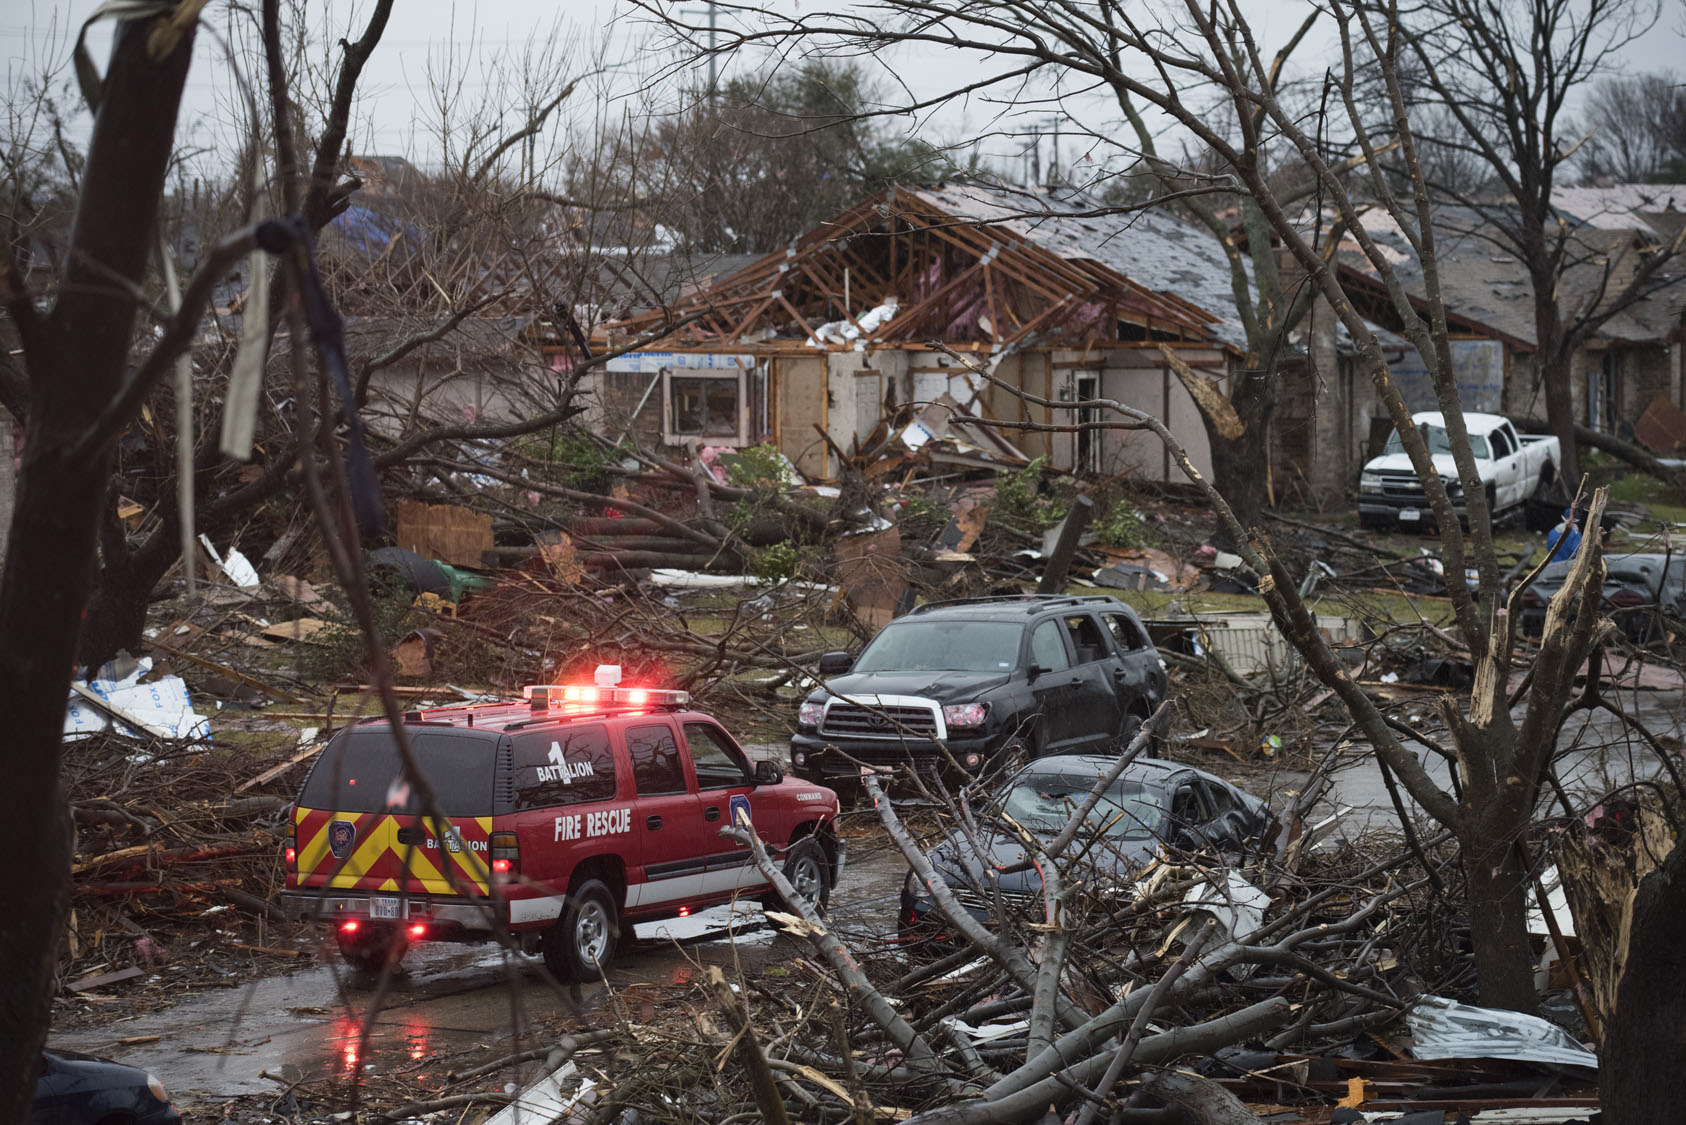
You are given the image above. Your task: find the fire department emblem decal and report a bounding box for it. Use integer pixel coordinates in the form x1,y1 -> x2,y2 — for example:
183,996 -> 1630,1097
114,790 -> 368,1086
328,820 -> 357,859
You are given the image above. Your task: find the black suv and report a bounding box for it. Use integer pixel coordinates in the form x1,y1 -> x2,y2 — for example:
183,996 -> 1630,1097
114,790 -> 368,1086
790,595 -> 1167,783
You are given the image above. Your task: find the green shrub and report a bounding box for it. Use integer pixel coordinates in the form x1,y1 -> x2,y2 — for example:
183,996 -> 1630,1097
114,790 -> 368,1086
1092,501 -> 1147,548
750,540 -> 801,584
993,456 -> 1066,532
722,442 -> 795,489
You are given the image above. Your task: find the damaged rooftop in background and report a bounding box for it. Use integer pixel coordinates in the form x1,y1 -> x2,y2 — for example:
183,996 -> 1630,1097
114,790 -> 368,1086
589,183 -> 1244,482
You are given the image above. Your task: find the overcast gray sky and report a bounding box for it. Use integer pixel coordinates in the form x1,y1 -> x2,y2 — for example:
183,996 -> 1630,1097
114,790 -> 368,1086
9,0 -> 1686,183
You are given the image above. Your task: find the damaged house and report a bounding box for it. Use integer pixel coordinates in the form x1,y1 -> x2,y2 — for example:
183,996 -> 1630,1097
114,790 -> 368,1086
1282,186 -> 1686,502
590,183 -> 1253,482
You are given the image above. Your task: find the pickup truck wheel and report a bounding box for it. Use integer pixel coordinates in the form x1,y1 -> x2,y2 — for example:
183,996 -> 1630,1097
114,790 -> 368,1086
337,923 -> 405,973
544,879 -> 619,981
777,837 -> 832,914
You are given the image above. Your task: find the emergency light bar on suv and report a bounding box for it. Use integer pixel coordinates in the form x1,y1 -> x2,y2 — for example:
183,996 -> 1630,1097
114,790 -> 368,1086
523,665 -> 691,711
523,684 -> 691,710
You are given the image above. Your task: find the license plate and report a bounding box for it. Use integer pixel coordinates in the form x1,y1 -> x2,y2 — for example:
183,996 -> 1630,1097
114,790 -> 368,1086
370,896 -> 401,920
1398,508 -> 1420,522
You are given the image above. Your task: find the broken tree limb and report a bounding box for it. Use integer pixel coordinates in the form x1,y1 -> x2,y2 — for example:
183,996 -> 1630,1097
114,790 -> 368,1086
1161,344 -> 1245,439
860,771 -> 1087,1035
444,1030 -> 616,1084
902,998 -> 1293,1125
719,822 -> 945,1075
1138,1070 -> 1265,1125
709,965 -> 793,1125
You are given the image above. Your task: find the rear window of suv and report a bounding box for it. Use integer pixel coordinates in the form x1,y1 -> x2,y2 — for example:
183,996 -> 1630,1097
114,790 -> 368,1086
300,728 -> 498,817
852,619 -> 1023,673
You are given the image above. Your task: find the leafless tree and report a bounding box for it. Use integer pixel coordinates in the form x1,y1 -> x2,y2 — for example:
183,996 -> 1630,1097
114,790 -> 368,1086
591,57 -> 952,254
642,0 -> 1661,1031
0,10 -> 681,669
1383,0 -> 1674,486
1577,71 -> 1686,182
0,5 -> 683,1113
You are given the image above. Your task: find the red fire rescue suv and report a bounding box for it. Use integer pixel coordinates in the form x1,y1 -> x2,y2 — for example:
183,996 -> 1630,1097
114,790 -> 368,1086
280,668 -> 842,979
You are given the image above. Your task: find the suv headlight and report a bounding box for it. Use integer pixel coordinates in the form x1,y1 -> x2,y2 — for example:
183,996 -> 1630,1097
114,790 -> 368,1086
798,701 -> 825,727
943,702 -> 989,729
1359,472 -> 1383,494
146,1073 -> 169,1105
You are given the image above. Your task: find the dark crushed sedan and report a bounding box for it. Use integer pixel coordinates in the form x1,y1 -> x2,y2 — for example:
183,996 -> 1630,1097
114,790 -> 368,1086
1520,551 -> 1686,641
33,1051 -> 180,1124
899,755 -> 1275,933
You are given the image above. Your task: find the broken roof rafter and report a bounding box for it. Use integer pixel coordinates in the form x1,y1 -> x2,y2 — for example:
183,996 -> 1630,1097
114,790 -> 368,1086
603,186 -> 1224,351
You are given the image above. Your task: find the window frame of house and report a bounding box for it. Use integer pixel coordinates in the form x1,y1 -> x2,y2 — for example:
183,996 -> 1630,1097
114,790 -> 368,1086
1590,351 -> 1623,434
662,365 -> 750,446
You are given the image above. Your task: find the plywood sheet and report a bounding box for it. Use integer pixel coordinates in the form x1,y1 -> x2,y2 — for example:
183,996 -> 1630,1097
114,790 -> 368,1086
395,500 -> 494,568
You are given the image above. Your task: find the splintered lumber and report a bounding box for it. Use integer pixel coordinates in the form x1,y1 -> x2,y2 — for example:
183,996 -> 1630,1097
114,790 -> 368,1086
68,967 -> 144,992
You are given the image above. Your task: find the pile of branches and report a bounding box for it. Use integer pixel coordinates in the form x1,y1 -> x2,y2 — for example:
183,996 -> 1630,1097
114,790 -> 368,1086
58,734 -> 300,1007
520,738 -> 1473,1124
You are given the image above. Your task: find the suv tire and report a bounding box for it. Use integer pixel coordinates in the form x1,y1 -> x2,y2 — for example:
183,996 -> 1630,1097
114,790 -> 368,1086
777,837 -> 832,914
338,923 -> 405,973
544,879 -> 619,981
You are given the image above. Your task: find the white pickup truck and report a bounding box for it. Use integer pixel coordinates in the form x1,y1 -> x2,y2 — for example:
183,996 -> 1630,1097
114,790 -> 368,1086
1358,411 -> 1562,531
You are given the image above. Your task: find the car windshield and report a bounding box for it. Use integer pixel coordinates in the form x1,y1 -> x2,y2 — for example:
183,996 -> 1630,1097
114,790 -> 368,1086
851,619 -> 1023,673
1000,774 -> 1165,839
1384,423 -> 1490,460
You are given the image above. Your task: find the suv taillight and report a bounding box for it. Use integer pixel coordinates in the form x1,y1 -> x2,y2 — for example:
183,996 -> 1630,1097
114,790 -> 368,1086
491,832 -> 519,881
1610,590 -> 1647,608
284,812 -> 297,870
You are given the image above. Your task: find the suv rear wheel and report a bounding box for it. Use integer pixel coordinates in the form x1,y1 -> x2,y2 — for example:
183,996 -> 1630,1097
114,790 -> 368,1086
544,879 -> 619,981
338,923 -> 406,973
777,837 -> 832,914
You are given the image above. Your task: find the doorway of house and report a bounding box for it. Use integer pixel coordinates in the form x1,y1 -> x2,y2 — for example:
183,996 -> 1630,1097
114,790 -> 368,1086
1075,373 -> 1101,475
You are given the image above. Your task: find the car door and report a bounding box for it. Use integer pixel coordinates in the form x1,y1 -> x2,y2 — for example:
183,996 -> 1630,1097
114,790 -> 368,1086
1488,426 -> 1522,508
1060,612 -> 1123,749
680,720 -> 768,901
1101,609 -> 1164,716
1025,617 -> 1079,751
621,720 -> 707,910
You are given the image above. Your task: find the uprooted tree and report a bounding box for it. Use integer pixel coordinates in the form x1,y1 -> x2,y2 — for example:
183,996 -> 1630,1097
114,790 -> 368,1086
661,0 -> 1681,1093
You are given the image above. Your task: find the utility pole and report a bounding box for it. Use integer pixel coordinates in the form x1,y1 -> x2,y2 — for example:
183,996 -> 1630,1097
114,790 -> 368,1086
1037,115 -> 1063,185
681,2 -> 721,98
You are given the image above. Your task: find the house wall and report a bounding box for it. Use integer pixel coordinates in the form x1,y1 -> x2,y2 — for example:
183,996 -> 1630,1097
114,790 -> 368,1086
978,353 -> 1055,461
1571,342 -> 1672,434
363,359 -> 541,437
775,355 -> 829,478
590,365 -> 666,448
1096,348 -> 1223,483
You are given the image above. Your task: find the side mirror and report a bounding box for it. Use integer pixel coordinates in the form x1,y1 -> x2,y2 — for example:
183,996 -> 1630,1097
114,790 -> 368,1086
1027,664 -> 1048,682
817,651 -> 854,676
753,759 -> 784,786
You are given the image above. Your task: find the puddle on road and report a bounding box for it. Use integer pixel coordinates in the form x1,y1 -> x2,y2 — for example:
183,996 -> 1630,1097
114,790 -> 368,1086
48,901 -> 793,1105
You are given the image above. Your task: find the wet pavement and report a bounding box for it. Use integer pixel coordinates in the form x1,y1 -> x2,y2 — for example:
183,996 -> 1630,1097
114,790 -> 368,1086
1325,685 -> 1685,829
49,816 -> 909,1109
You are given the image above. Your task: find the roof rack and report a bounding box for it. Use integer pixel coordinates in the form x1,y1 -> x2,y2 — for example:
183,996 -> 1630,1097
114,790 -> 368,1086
907,593 -> 1124,616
